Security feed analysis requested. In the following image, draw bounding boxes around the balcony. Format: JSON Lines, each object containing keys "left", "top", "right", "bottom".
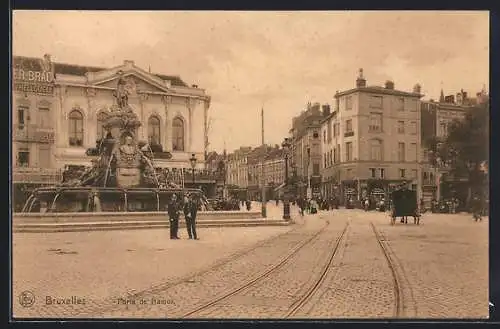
{"left": 13, "top": 167, "right": 62, "bottom": 184}
{"left": 14, "top": 125, "right": 55, "bottom": 143}
{"left": 344, "top": 131, "right": 355, "bottom": 138}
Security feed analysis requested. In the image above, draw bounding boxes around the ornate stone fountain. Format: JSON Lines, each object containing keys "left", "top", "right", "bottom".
{"left": 21, "top": 71, "right": 202, "bottom": 213}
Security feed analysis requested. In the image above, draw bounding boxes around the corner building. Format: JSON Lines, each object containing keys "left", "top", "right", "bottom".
{"left": 420, "top": 88, "right": 488, "bottom": 208}
{"left": 321, "top": 69, "right": 423, "bottom": 204}
{"left": 289, "top": 103, "right": 328, "bottom": 198}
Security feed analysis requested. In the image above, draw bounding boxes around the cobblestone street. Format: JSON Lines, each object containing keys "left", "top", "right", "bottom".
{"left": 13, "top": 205, "right": 489, "bottom": 319}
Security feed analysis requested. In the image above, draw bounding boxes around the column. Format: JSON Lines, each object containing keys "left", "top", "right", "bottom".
{"left": 139, "top": 93, "right": 148, "bottom": 141}
{"left": 86, "top": 87, "right": 97, "bottom": 148}
{"left": 204, "top": 97, "right": 210, "bottom": 161}
{"left": 55, "top": 86, "right": 67, "bottom": 148}
{"left": 162, "top": 95, "right": 173, "bottom": 152}
{"left": 187, "top": 97, "right": 194, "bottom": 152}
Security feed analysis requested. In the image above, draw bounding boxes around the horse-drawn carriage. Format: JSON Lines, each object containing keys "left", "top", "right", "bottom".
{"left": 390, "top": 188, "right": 421, "bottom": 225}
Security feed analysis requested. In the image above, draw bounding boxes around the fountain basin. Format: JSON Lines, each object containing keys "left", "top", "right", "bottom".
{"left": 15, "top": 186, "right": 293, "bottom": 232}
{"left": 21, "top": 187, "right": 206, "bottom": 213}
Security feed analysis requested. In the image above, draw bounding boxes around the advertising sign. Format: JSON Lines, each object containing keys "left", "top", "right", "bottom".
{"left": 13, "top": 55, "right": 55, "bottom": 95}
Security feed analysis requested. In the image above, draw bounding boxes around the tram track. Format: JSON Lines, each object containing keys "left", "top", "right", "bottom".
{"left": 181, "top": 219, "right": 333, "bottom": 318}
{"left": 84, "top": 218, "right": 329, "bottom": 317}
{"left": 284, "top": 222, "right": 349, "bottom": 318}
{"left": 370, "top": 222, "right": 404, "bottom": 317}
{"left": 82, "top": 222, "right": 307, "bottom": 316}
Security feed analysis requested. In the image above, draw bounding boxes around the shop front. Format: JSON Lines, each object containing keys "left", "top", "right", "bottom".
{"left": 365, "top": 179, "right": 388, "bottom": 206}
{"left": 341, "top": 180, "right": 359, "bottom": 206}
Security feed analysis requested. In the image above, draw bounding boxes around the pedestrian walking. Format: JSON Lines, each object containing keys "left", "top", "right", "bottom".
{"left": 471, "top": 196, "right": 482, "bottom": 221}
{"left": 298, "top": 197, "right": 305, "bottom": 216}
{"left": 167, "top": 194, "right": 180, "bottom": 239}
{"left": 310, "top": 199, "right": 318, "bottom": 214}
{"left": 183, "top": 194, "right": 199, "bottom": 240}
{"left": 419, "top": 198, "right": 425, "bottom": 213}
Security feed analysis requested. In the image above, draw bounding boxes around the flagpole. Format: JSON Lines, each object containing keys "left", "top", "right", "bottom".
{"left": 261, "top": 107, "right": 267, "bottom": 218}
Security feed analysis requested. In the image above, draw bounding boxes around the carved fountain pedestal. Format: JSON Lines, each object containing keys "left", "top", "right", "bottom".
{"left": 104, "top": 104, "right": 143, "bottom": 188}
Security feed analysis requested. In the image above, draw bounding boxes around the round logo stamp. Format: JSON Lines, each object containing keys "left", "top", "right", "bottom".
{"left": 19, "top": 290, "right": 35, "bottom": 308}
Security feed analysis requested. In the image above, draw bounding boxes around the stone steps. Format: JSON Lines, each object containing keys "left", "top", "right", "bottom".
{"left": 13, "top": 218, "right": 291, "bottom": 233}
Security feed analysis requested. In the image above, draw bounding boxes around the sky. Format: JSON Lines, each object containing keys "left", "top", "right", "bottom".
{"left": 12, "top": 11, "right": 489, "bottom": 153}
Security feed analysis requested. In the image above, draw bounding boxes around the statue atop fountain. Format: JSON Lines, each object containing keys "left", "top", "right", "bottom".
{"left": 62, "top": 70, "right": 158, "bottom": 188}
{"left": 113, "top": 70, "right": 130, "bottom": 109}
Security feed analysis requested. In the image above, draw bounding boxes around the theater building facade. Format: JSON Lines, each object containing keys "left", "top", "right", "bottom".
{"left": 12, "top": 55, "right": 213, "bottom": 209}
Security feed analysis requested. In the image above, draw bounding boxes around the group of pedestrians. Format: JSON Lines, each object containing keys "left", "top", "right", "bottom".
{"left": 295, "top": 197, "right": 334, "bottom": 216}
{"left": 167, "top": 193, "right": 199, "bottom": 240}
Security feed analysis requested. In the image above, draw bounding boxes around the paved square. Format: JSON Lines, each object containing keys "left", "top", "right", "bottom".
{"left": 12, "top": 206, "right": 489, "bottom": 319}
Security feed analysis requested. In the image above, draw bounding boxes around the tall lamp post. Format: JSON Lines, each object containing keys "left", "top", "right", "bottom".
{"left": 189, "top": 153, "right": 197, "bottom": 186}
{"left": 282, "top": 137, "right": 291, "bottom": 220}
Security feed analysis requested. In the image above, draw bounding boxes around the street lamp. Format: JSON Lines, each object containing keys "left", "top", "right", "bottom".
{"left": 189, "top": 153, "right": 197, "bottom": 186}
{"left": 282, "top": 137, "right": 292, "bottom": 220}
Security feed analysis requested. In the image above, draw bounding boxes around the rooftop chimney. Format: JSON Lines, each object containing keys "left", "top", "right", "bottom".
{"left": 413, "top": 83, "right": 421, "bottom": 94}
{"left": 385, "top": 80, "right": 395, "bottom": 90}
{"left": 356, "top": 68, "right": 366, "bottom": 88}
{"left": 335, "top": 91, "right": 340, "bottom": 111}
{"left": 322, "top": 104, "right": 331, "bottom": 117}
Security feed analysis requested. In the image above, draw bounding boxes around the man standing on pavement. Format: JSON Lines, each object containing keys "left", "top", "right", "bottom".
{"left": 183, "top": 194, "right": 199, "bottom": 240}
{"left": 167, "top": 194, "right": 180, "bottom": 239}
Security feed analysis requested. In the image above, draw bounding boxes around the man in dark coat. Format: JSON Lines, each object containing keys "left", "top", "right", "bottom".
{"left": 167, "top": 194, "right": 180, "bottom": 239}
{"left": 183, "top": 194, "right": 199, "bottom": 240}
{"left": 298, "top": 197, "right": 305, "bottom": 216}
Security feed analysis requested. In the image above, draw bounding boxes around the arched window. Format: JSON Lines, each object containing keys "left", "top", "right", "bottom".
{"left": 172, "top": 117, "right": 185, "bottom": 151}
{"left": 370, "top": 139, "right": 383, "bottom": 161}
{"left": 68, "top": 110, "right": 84, "bottom": 146}
{"left": 96, "top": 112, "right": 108, "bottom": 141}
{"left": 148, "top": 116, "right": 161, "bottom": 145}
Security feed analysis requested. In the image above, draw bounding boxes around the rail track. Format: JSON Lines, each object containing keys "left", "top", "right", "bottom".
{"left": 284, "top": 222, "right": 349, "bottom": 318}
{"left": 181, "top": 219, "right": 333, "bottom": 318}
{"left": 84, "top": 221, "right": 309, "bottom": 316}
{"left": 370, "top": 222, "right": 404, "bottom": 317}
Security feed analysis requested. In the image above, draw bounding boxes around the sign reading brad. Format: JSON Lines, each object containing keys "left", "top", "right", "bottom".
{"left": 13, "top": 54, "right": 55, "bottom": 95}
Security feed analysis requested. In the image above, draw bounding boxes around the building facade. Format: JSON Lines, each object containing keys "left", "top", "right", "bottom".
{"left": 12, "top": 54, "right": 212, "bottom": 208}
{"left": 226, "top": 146, "right": 252, "bottom": 188}
{"left": 226, "top": 145, "right": 286, "bottom": 200}
{"left": 320, "top": 69, "right": 423, "bottom": 204}
{"left": 420, "top": 88, "right": 488, "bottom": 206}
{"left": 289, "top": 103, "right": 327, "bottom": 198}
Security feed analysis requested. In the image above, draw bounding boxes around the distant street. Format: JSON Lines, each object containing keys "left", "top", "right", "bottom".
{"left": 13, "top": 205, "right": 488, "bottom": 319}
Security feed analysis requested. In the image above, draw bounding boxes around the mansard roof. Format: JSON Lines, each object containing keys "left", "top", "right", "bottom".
{"left": 12, "top": 55, "right": 188, "bottom": 87}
